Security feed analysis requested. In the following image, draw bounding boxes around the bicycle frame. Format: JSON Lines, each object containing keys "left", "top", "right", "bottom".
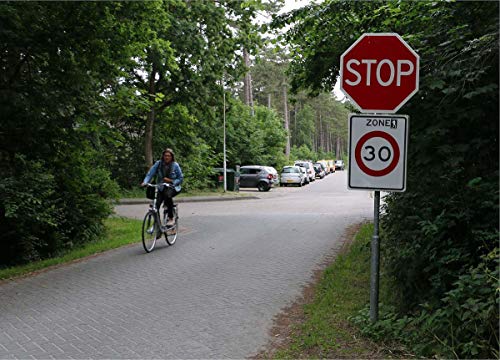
{"left": 142, "top": 182, "right": 179, "bottom": 251}
{"left": 147, "top": 182, "right": 172, "bottom": 213}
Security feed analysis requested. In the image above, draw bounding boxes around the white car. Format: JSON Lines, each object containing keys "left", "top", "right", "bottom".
{"left": 280, "top": 166, "right": 306, "bottom": 187}
{"left": 335, "top": 160, "right": 345, "bottom": 171}
{"left": 294, "top": 161, "right": 315, "bottom": 182}
{"left": 298, "top": 166, "right": 309, "bottom": 184}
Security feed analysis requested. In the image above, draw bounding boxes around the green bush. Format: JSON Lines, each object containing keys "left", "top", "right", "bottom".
{"left": 0, "top": 151, "right": 118, "bottom": 267}
{"left": 290, "top": 144, "right": 316, "bottom": 162}
{"left": 0, "top": 156, "right": 60, "bottom": 264}
{"left": 351, "top": 248, "right": 499, "bottom": 358}
{"left": 180, "top": 142, "right": 219, "bottom": 191}
{"left": 412, "top": 248, "right": 499, "bottom": 358}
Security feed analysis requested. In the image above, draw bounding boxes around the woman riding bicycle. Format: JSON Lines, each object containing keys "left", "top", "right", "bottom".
{"left": 141, "top": 148, "right": 183, "bottom": 227}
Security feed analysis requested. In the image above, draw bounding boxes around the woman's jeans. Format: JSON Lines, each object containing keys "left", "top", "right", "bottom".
{"left": 156, "top": 187, "right": 180, "bottom": 219}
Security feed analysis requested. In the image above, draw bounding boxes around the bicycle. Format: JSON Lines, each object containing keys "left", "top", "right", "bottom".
{"left": 142, "top": 183, "right": 179, "bottom": 253}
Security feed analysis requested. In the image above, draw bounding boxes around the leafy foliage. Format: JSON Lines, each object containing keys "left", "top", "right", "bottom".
{"left": 352, "top": 248, "right": 499, "bottom": 358}
{"left": 277, "top": 0, "right": 499, "bottom": 357}
{"left": 250, "top": 46, "right": 350, "bottom": 158}
{"left": 0, "top": 2, "right": 131, "bottom": 266}
{"left": 224, "top": 101, "right": 287, "bottom": 169}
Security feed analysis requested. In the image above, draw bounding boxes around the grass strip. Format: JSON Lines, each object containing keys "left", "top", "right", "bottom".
{"left": 272, "top": 222, "right": 384, "bottom": 359}
{"left": 0, "top": 217, "right": 141, "bottom": 281}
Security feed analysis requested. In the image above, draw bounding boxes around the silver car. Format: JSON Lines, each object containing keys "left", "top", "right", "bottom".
{"left": 280, "top": 166, "right": 306, "bottom": 187}
{"left": 239, "top": 165, "right": 276, "bottom": 191}
{"left": 294, "top": 161, "right": 316, "bottom": 182}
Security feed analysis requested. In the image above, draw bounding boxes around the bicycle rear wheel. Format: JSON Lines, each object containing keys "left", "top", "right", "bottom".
{"left": 142, "top": 212, "right": 158, "bottom": 253}
{"left": 165, "top": 205, "right": 178, "bottom": 246}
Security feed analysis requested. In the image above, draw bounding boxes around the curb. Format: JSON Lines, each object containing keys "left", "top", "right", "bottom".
{"left": 117, "top": 195, "right": 260, "bottom": 205}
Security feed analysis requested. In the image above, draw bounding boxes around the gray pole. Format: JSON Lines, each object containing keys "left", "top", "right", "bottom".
{"left": 223, "top": 90, "right": 227, "bottom": 192}
{"left": 370, "top": 190, "right": 380, "bottom": 322}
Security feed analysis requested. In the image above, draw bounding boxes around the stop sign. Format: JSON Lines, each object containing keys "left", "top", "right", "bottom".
{"left": 340, "top": 33, "right": 419, "bottom": 113}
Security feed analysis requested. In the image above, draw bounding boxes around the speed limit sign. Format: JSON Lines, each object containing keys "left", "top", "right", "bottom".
{"left": 348, "top": 114, "right": 408, "bottom": 191}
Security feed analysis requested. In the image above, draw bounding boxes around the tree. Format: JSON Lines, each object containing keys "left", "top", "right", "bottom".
{"left": 0, "top": 1, "right": 143, "bottom": 265}
{"left": 118, "top": 1, "right": 246, "bottom": 168}
{"left": 223, "top": 100, "right": 287, "bottom": 168}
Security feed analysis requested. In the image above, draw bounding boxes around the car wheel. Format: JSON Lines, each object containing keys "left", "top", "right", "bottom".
{"left": 257, "top": 182, "right": 269, "bottom": 192}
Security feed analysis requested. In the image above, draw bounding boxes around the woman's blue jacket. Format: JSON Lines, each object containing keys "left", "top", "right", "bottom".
{"left": 143, "top": 160, "right": 183, "bottom": 192}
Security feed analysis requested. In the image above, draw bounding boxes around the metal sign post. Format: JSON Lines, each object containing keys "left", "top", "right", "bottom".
{"left": 370, "top": 191, "right": 380, "bottom": 322}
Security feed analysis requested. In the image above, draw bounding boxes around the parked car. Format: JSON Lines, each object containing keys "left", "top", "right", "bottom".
{"left": 328, "top": 160, "right": 335, "bottom": 173}
{"left": 239, "top": 165, "right": 276, "bottom": 191}
{"left": 294, "top": 161, "right": 315, "bottom": 182}
{"left": 317, "top": 160, "right": 330, "bottom": 175}
{"left": 335, "top": 160, "right": 345, "bottom": 171}
{"left": 263, "top": 166, "right": 280, "bottom": 186}
{"left": 326, "top": 159, "right": 336, "bottom": 173}
{"left": 298, "top": 166, "right": 309, "bottom": 184}
{"left": 280, "top": 166, "right": 306, "bottom": 187}
{"left": 313, "top": 163, "right": 326, "bottom": 179}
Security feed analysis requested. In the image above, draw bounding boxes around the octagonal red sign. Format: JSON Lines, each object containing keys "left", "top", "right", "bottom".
{"left": 340, "top": 33, "right": 419, "bottom": 113}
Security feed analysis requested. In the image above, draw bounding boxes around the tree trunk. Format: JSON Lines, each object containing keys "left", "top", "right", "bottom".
{"left": 283, "top": 84, "right": 290, "bottom": 157}
{"left": 336, "top": 136, "right": 341, "bottom": 159}
{"left": 326, "top": 124, "right": 330, "bottom": 153}
{"left": 319, "top": 112, "right": 323, "bottom": 152}
{"left": 243, "top": 49, "right": 254, "bottom": 115}
{"left": 293, "top": 105, "right": 297, "bottom": 148}
{"left": 145, "top": 66, "right": 157, "bottom": 168}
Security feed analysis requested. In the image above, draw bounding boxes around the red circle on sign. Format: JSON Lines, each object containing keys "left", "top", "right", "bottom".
{"left": 355, "top": 131, "right": 400, "bottom": 177}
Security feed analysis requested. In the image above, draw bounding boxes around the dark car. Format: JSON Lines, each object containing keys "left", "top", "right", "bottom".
{"left": 239, "top": 165, "right": 277, "bottom": 191}
{"left": 313, "top": 163, "right": 326, "bottom": 179}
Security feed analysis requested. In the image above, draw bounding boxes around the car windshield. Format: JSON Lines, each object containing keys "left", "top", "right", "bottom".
{"left": 282, "top": 167, "right": 299, "bottom": 173}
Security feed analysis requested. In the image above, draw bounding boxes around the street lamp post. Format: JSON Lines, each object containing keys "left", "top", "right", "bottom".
{"left": 223, "top": 90, "right": 227, "bottom": 192}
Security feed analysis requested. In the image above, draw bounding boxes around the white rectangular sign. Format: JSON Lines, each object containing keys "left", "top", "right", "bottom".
{"left": 348, "top": 114, "right": 409, "bottom": 191}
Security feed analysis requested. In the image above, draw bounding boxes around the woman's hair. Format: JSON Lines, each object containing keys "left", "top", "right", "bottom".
{"left": 162, "top": 148, "right": 175, "bottom": 162}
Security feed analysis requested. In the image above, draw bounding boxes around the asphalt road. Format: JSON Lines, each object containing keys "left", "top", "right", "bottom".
{"left": 0, "top": 171, "right": 373, "bottom": 359}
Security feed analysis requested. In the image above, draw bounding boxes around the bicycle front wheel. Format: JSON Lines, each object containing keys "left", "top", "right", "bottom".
{"left": 142, "top": 212, "right": 158, "bottom": 253}
{"left": 165, "top": 207, "right": 178, "bottom": 246}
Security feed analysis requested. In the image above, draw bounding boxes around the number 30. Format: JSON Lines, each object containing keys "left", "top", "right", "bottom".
{"left": 363, "top": 146, "right": 391, "bottom": 162}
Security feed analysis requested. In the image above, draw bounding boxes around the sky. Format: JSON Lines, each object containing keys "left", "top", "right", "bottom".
{"left": 276, "top": 0, "right": 346, "bottom": 101}
{"left": 278, "top": 0, "right": 314, "bottom": 14}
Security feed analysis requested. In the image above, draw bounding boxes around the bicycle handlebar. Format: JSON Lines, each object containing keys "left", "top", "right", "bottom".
{"left": 144, "top": 183, "right": 173, "bottom": 188}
